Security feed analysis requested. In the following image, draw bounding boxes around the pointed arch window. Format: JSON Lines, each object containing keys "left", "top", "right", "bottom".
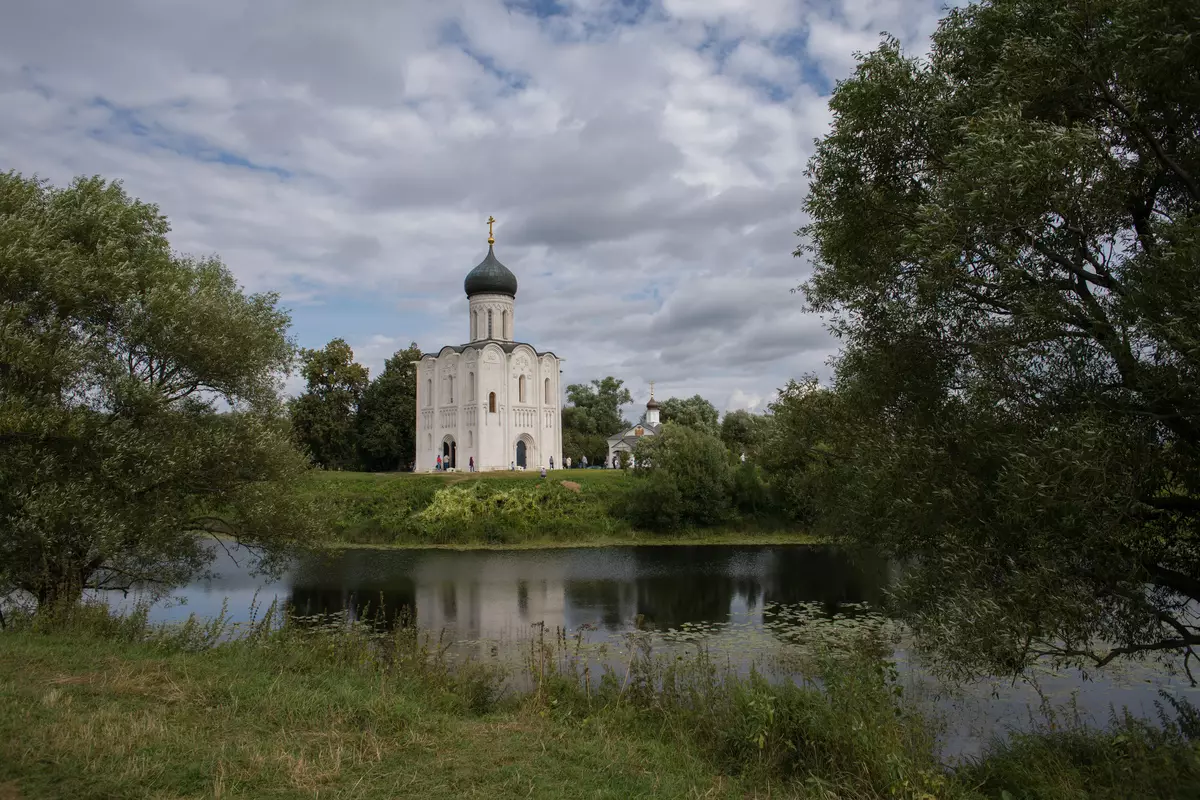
{"left": 488, "top": 392, "right": 497, "bottom": 413}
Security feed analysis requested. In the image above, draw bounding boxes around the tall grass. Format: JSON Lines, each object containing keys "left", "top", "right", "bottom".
{"left": 4, "top": 602, "right": 1200, "bottom": 799}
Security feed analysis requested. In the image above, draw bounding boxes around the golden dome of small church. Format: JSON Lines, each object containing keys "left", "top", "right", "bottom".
{"left": 414, "top": 217, "right": 564, "bottom": 471}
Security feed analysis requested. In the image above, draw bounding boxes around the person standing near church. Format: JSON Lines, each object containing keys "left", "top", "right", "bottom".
{"left": 582, "top": 455, "right": 588, "bottom": 468}
{"left": 469, "top": 456, "right": 474, "bottom": 472}
{"left": 436, "top": 454, "right": 442, "bottom": 471}
{"left": 549, "top": 456, "right": 554, "bottom": 470}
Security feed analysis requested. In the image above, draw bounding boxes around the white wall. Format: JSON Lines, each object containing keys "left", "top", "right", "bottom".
{"left": 414, "top": 344, "right": 562, "bottom": 472}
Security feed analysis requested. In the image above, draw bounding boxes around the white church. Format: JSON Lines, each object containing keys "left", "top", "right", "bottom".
{"left": 606, "top": 387, "right": 662, "bottom": 467}
{"left": 414, "top": 219, "right": 564, "bottom": 472}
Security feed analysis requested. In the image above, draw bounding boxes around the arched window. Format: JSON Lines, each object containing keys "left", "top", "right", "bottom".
{"left": 470, "top": 312, "right": 476, "bottom": 341}
{"left": 518, "top": 374, "right": 526, "bottom": 403}
{"left": 502, "top": 309, "right": 509, "bottom": 340}
{"left": 469, "top": 372, "right": 475, "bottom": 398}
{"left": 448, "top": 375, "right": 454, "bottom": 403}
{"left": 468, "top": 430, "right": 473, "bottom": 447}
{"left": 487, "top": 309, "right": 493, "bottom": 338}
{"left": 427, "top": 434, "right": 432, "bottom": 449}
{"left": 544, "top": 377, "right": 551, "bottom": 404}
{"left": 488, "top": 392, "right": 497, "bottom": 413}
{"left": 426, "top": 378, "right": 432, "bottom": 407}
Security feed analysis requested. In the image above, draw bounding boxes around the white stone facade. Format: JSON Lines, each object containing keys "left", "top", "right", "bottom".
{"left": 413, "top": 247, "right": 563, "bottom": 472}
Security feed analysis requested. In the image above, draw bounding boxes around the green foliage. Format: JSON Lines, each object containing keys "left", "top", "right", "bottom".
{"left": 730, "top": 462, "right": 769, "bottom": 516}
{"left": 0, "top": 172, "right": 322, "bottom": 605}
{"left": 562, "top": 428, "right": 610, "bottom": 465}
{"left": 959, "top": 705, "right": 1200, "bottom": 799}
{"left": 799, "top": 0, "right": 1200, "bottom": 676}
{"left": 292, "top": 470, "right": 796, "bottom": 546}
{"left": 719, "top": 409, "right": 771, "bottom": 458}
{"left": 288, "top": 338, "right": 369, "bottom": 469}
{"left": 10, "top": 608, "right": 1200, "bottom": 799}
{"left": 757, "top": 377, "right": 836, "bottom": 523}
{"left": 356, "top": 343, "right": 422, "bottom": 471}
{"left": 625, "top": 468, "right": 686, "bottom": 530}
{"left": 659, "top": 394, "right": 720, "bottom": 436}
{"left": 302, "top": 471, "right": 635, "bottom": 545}
{"left": 630, "top": 423, "right": 732, "bottom": 528}
{"left": 562, "top": 376, "right": 631, "bottom": 437}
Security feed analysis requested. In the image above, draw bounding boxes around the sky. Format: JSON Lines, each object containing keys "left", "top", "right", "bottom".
{"left": 0, "top": 0, "right": 948, "bottom": 416}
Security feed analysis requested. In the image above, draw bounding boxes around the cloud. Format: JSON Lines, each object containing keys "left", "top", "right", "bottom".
{"left": 0, "top": 0, "right": 947, "bottom": 411}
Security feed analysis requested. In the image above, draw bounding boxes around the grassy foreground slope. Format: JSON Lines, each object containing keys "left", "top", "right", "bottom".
{"left": 303, "top": 469, "right": 804, "bottom": 547}
{"left": 4, "top": 612, "right": 1200, "bottom": 800}
{"left": 0, "top": 633, "right": 730, "bottom": 800}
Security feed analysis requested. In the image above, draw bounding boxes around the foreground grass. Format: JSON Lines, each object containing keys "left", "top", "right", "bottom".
{"left": 302, "top": 469, "right": 807, "bottom": 548}
{"left": 3, "top": 605, "right": 1200, "bottom": 799}
{"left": 0, "top": 635, "right": 730, "bottom": 799}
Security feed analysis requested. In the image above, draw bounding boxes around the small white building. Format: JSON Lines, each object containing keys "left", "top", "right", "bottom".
{"left": 606, "top": 388, "right": 661, "bottom": 467}
{"left": 414, "top": 222, "right": 564, "bottom": 472}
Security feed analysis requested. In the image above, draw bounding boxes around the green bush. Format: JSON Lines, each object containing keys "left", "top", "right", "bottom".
{"left": 630, "top": 424, "right": 733, "bottom": 528}
{"left": 625, "top": 469, "right": 685, "bottom": 530}
{"left": 731, "top": 462, "right": 769, "bottom": 516}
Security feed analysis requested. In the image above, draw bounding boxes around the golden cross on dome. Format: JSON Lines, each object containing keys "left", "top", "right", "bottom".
{"left": 487, "top": 215, "right": 496, "bottom": 245}
{"left": 649, "top": 381, "right": 655, "bottom": 399}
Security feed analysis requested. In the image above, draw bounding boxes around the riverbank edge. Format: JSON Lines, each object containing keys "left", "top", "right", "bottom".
{"left": 323, "top": 529, "right": 825, "bottom": 551}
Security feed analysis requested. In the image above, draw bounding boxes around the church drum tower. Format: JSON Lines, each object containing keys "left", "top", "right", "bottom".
{"left": 414, "top": 218, "right": 564, "bottom": 472}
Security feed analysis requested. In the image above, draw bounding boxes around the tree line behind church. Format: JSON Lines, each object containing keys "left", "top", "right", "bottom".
{"left": 288, "top": 338, "right": 800, "bottom": 530}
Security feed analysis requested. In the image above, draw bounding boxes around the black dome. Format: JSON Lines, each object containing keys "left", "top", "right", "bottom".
{"left": 464, "top": 246, "right": 518, "bottom": 297}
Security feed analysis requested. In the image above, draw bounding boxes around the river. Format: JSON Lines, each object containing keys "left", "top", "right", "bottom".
{"left": 104, "top": 542, "right": 1200, "bottom": 760}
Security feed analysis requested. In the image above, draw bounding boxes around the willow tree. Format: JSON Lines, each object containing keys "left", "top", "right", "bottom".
{"left": 0, "top": 173, "right": 322, "bottom": 605}
{"left": 800, "top": 0, "right": 1200, "bottom": 677}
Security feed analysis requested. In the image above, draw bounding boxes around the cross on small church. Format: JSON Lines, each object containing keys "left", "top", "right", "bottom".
{"left": 649, "top": 381, "right": 655, "bottom": 399}
{"left": 487, "top": 215, "right": 496, "bottom": 245}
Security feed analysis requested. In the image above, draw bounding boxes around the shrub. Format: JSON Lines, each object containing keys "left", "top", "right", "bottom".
{"left": 630, "top": 423, "right": 733, "bottom": 528}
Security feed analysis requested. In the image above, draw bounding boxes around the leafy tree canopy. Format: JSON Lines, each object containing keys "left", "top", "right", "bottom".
{"left": 720, "top": 408, "right": 773, "bottom": 458}
{"left": 658, "top": 394, "right": 720, "bottom": 436}
{"left": 0, "top": 173, "right": 322, "bottom": 605}
{"left": 356, "top": 343, "right": 422, "bottom": 472}
{"left": 562, "top": 376, "right": 631, "bottom": 437}
{"left": 289, "top": 339, "right": 368, "bottom": 470}
{"left": 800, "top": 0, "right": 1200, "bottom": 678}
{"left": 630, "top": 423, "right": 732, "bottom": 528}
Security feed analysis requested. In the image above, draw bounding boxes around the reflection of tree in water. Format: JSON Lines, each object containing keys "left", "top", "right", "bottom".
{"left": 764, "top": 546, "right": 891, "bottom": 609}
{"left": 286, "top": 581, "right": 416, "bottom": 632}
{"left": 284, "top": 549, "right": 418, "bottom": 631}
{"left": 564, "top": 580, "right": 636, "bottom": 631}
{"left": 630, "top": 547, "right": 764, "bottom": 631}
{"left": 760, "top": 546, "right": 894, "bottom": 641}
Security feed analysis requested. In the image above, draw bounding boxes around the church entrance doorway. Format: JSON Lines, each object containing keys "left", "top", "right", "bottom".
{"left": 515, "top": 440, "right": 526, "bottom": 468}
{"left": 442, "top": 437, "right": 457, "bottom": 469}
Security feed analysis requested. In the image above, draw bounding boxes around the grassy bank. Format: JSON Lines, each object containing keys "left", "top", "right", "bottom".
{"left": 301, "top": 469, "right": 807, "bottom": 547}
{"left": 3, "top": 607, "right": 1200, "bottom": 799}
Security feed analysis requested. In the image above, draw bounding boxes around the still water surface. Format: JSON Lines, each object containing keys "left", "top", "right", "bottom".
{"left": 110, "top": 543, "right": 1200, "bottom": 759}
